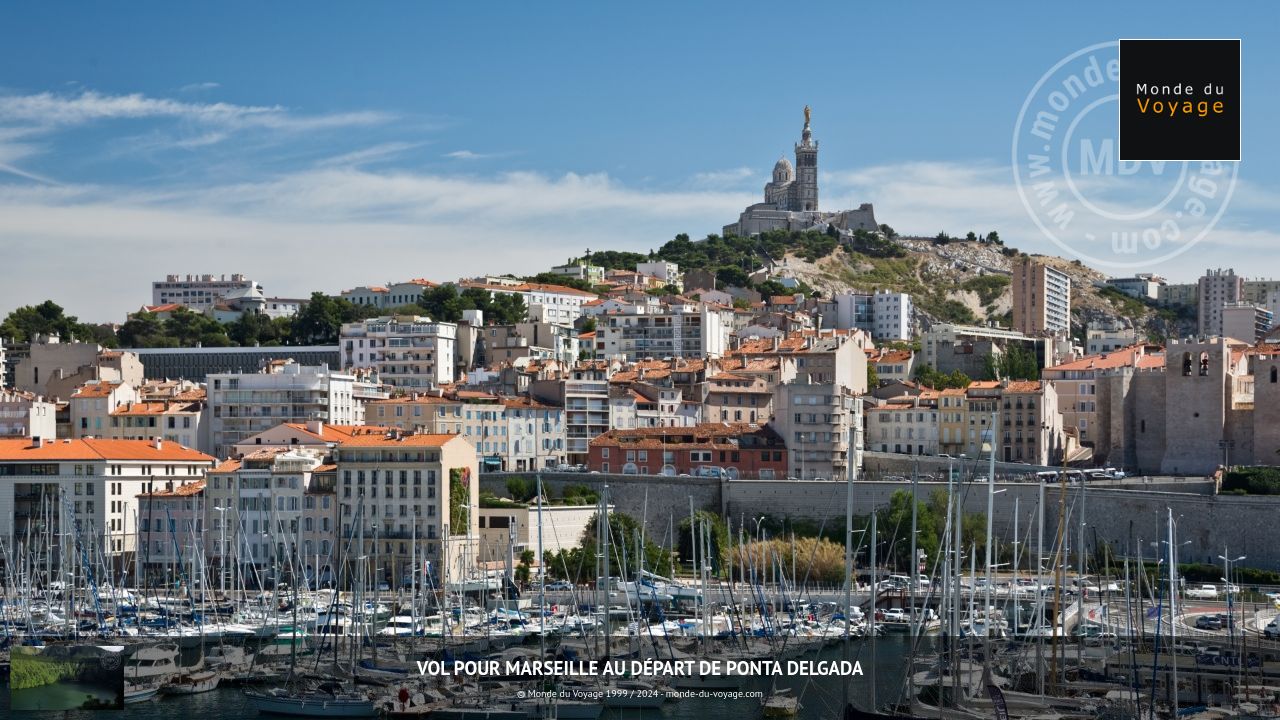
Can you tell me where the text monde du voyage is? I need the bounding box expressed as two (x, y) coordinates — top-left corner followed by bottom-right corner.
(1134, 82), (1229, 118)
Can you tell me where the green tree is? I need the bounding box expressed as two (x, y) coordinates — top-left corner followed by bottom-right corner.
(419, 285), (465, 323)
(117, 312), (166, 347)
(525, 273), (594, 293)
(505, 476), (536, 502)
(0, 300), (98, 343)
(677, 511), (730, 576)
(875, 490), (942, 572)
(980, 344), (1040, 381)
(291, 292), (349, 344)
(913, 363), (972, 390)
(867, 363), (880, 389)
(163, 307), (229, 346)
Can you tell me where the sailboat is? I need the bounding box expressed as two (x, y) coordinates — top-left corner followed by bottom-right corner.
(246, 503), (377, 718)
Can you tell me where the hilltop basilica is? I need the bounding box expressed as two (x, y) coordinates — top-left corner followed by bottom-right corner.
(723, 106), (880, 238)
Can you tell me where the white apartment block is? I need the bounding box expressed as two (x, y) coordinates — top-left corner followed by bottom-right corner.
(0, 389), (56, 439)
(0, 437), (214, 566)
(205, 448), (327, 582)
(366, 393), (567, 472)
(208, 362), (362, 458)
(635, 261), (681, 286)
(596, 303), (730, 361)
(339, 279), (438, 309)
(340, 316), (457, 389)
(153, 274), (259, 311)
(871, 290), (913, 341)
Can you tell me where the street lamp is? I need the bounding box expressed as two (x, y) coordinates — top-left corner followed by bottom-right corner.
(1217, 552), (1246, 647)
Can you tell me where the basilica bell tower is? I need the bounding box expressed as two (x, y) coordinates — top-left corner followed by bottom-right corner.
(793, 105), (819, 212)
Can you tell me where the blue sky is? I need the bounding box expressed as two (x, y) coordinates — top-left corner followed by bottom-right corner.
(1, 2), (1277, 321)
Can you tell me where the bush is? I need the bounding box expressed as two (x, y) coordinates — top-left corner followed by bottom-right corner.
(1221, 467), (1280, 495)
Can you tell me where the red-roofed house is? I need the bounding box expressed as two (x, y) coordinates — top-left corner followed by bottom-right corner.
(587, 423), (787, 478)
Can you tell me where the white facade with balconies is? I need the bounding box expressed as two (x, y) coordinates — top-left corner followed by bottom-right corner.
(340, 315), (457, 389)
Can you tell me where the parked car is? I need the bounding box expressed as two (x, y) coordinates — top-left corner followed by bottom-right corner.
(881, 608), (907, 622)
(1264, 618), (1279, 639)
(1195, 615), (1223, 630)
(544, 580), (573, 591)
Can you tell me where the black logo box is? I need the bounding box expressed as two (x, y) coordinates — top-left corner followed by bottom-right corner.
(1119, 39), (1240, 162)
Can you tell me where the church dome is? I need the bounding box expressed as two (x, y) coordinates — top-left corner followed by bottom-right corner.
(772, 156), (794, 182)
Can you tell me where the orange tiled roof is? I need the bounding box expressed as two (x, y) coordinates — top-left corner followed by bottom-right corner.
(139, 479), (206, 498)
(72, 382), (122, 399)
(1045, 344), (1165, 373)
(209, 458), (243, 473)
(1004, 380), (1043, 393)
(337, 432), (457, 448)
(0, 438), (213, 462)
(278, 423), (397, 442)
(875, 350), (913, 364)
(111, 401), (200, 416)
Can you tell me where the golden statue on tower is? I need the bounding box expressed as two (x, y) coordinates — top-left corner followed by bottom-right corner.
(804, 105), (811, 125)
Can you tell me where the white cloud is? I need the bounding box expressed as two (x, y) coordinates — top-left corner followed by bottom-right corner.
(0, 90), (393, 133)
(688, 167), (758, 190)
(442, 149), (514, 160)
(319, 142), (423, 168)
(179, 82), (221, 92)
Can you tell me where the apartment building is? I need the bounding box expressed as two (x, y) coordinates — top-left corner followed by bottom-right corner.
(333, 431), (478, 589)
(458, 321), (579, 370)
(869, 350), (915, 385)
(16, 341), (144, 400)
(867, 393), (940, 456)
(770, 380), (862, 480)
(339, 279), (438, 309)
(1012, 257), (1071, 336)
(703, 372), (773, 424)
(733, 331), (870, 394)
(366, 392), (567, 472)
(595, 302), (730, 361)
(135, 479), (206, 583)
(0, 437), (214, 572)
(340, 315), (457, 389)
(152, 273), (258, 311)
(587, 423), (787, 479)
(204, 448), (328, 587)
(1104, 274), (1165, 300)
(1198, 268), (1244, 337)
(0, 388), (56, 439)
(997, 380), (1063, 465)
(1086, 321), (1138, 355)
(530, 364), (612, 465)
(208, 362), (364, 458)
(1221, 303), (1273, 343)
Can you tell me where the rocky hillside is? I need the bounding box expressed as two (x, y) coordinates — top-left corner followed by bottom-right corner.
(770, 235), (1194, 341)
